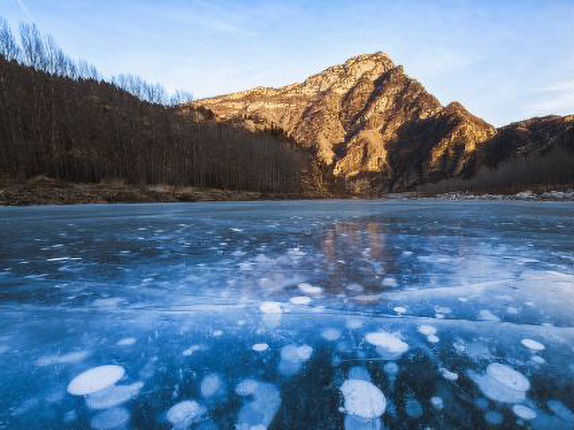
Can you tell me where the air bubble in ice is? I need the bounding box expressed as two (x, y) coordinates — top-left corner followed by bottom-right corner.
(67, 365), (126, 396)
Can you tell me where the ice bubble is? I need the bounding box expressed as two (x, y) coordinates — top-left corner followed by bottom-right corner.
(346, 283), (364, 292)
(236, 382), (281, 430)
(236, 380), (259, 396)
(484, 410), (503, 425)
(201, 374), (223, 398)
(346, 318), (363, 329)
(402, 251), (413, 257)
(521, 339), (545, 351)
(322, 328), (342, 341)
(182, 345), (208, 356)
(439, 368), (459, 381)
(280, 345), (300, 362)
(259, 301), (283, 314)
(340, 379), (386, 419)
(93, 298), (124, 308)
(297, 345), (313, 360)
(289, 296), (312, 305)
(213, 330), (223, 337)
(36, 350), (90, 366)
(473, 373), (526, 403)
(297, 283), (323, 295)
(547, 400), (574, 422)
(427, 335), (439, 343)
(166, 400), (206, 428)
(393, 306), (407, 314)
(430, 396), (444, 410)
(252, 343), (269, 352)
(418, 325), (437, 336)
(67, 365), (126, 396)
(512, 405), (537, 420)
(116, 338), (136, 346)
(531, 355), (546, 364)
(365, 331), (408, 359)
(404, 397), (423, 419)
(348, 366), (371, 381)
(384, 362), (399, 375)
(382, 277), (398, 287)
(86, 382), (143, 410)
(90, 407), (130, 430)
(487, 363), (530, 392)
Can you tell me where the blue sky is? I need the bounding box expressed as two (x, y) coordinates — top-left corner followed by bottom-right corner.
(1, 0), (573, 126)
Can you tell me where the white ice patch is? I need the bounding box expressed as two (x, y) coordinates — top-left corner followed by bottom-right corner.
(117, 338), (137, 346)
(67, 365), (126, 396)
(439, 368), (459, 381)
(340, 379), (386, 419)
(512, 404), (537, 420)
(201, 374), (224, 398)
(393, 306), (407, 314)
(297, 283), (323, 295)
(487, 363), (530, 392)
(278, 344), (313, 376)
(346, 318), (363, 329)
(259, 301), (283, 314)
(36, 350), (90, 366)
(431, 396), (444, 410)
(520, 338), (545, 351)
(322, 328), (342, 341)
(365, 331), (409, 360)
(427, 335), (440, 343)
(472, 363), (530, 404)
(289, 296), (312, 305)
(418, 325), (437, 336)
(86, 382), (143, 410)
(252, 343), (269, 352)
(166, 400), (206, 428)
(90, 407), (130, 430)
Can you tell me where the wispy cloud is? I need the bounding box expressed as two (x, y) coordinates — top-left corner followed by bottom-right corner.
(14, 0), (34, 22)
(526, 79), (574, 114)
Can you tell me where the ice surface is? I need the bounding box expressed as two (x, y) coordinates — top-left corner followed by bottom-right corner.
(1, 200), (574, 429)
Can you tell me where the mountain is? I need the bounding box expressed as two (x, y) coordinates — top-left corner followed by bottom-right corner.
(191, 52), (572, 193)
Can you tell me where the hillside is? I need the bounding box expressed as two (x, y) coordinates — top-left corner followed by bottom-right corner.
(0, 57), (308, 201)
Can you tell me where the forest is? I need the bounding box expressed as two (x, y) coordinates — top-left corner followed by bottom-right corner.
(0, 18), (304, 194)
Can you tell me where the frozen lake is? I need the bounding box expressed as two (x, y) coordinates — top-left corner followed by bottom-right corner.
(1, 200), (573, 430)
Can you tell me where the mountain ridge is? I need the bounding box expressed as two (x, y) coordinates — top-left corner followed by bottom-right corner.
(189, 52), (572, 192)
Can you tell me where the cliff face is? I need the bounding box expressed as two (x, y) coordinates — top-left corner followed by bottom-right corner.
(191, 52), (570, 192)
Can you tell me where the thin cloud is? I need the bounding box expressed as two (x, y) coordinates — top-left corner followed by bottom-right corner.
(14, 0), (34, 22)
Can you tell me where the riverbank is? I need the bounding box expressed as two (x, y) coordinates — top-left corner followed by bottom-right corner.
(0, 177), (333, 206)
(2, 177), (573, 206)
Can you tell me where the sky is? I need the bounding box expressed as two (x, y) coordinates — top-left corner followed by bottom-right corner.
(1, 0), (573, 126)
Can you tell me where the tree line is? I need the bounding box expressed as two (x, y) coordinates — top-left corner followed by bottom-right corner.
(0, 16), (304, 193)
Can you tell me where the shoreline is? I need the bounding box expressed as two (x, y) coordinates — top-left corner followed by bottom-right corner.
(1, 178), (573, 206)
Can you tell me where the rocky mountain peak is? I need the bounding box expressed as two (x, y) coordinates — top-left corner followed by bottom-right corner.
(190, 52), (500, 192)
